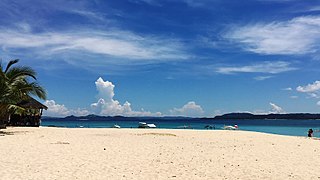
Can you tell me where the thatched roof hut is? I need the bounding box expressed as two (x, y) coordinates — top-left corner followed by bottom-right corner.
(17, 97), (48, 111)
(8, 97), (48, 127)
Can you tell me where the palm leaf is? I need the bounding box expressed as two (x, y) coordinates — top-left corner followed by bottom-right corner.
(4, 59), (19, 73)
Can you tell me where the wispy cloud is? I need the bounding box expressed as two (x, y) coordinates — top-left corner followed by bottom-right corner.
(0, 28), (189, 63)
(225, 15), (320, 55)
(282, 87), (293, 91)
(68, 10), (106, 21)
(129, 0), (162, 6)
(254, 76), (273, 81)
(307, 6), (320, 12)
(216, 61), (296, 74)
(129, 0), (213, 7)
(269, 102), (285, 114)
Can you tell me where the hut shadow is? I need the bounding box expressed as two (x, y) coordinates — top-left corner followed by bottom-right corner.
(0, 130), (31, 136)
(0, 131), (14, 136)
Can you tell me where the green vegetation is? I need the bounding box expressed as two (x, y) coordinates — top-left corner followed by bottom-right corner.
(0, 59), (46, 127)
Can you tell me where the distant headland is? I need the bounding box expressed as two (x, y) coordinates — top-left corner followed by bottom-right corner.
(212, 113), (320, 120)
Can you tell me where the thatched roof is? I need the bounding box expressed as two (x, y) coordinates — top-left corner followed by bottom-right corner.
(18, 97), (48, 110)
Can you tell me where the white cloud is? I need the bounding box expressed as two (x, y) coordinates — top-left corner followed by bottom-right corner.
(269, 102), (285, 114)
(282, 87), (292, 91)
(225, 15), (320, 55)
(43, 78), (162, 117)
(296, 81), (320, 93)
(0, 28), (188, 63)
(296, 81), (320, 100)
(130, 0), (210, 7)
(309, 93), (320, 99)
(170, 101), (204, 117)
(90, 77), (161, 116)
(216, 61), (296, 74)
(317, 101), (320, 106)
(43, 100), (70, 117)
(254, 76), (273, 81)
(43, 100), (89, 117)
(308, 6), (320, 12)
(68, 10), (105, 21)
(129, 0), (162, 6)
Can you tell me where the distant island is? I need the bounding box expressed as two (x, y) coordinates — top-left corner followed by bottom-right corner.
(43, 113), (320, 121)
(212, 113), (320, 120)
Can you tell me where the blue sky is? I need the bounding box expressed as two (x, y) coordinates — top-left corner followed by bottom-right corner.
(1, 0), (320, 117)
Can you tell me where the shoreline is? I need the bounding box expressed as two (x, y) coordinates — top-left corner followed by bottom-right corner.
(1, 127), (320, 179)
(39, 125), (318, 138)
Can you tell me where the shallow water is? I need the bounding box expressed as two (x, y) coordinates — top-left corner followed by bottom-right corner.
(41, 118), (320, 138)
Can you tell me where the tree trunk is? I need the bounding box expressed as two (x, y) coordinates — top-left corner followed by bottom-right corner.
(0, 116), (7, 129)
(0, 104), (9, 129)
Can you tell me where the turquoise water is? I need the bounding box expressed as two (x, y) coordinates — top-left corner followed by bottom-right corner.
(41, 118), (320, 138)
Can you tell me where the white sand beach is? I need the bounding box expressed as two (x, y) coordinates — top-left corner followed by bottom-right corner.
(0, 127), (319, 180)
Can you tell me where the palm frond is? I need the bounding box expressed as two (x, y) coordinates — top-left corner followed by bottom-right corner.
(4, 59), (19, 73)
(7, 66), (37, 81)
(7, 104), (26, 115)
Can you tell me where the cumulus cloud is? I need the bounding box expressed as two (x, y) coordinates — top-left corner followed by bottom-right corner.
(269, 102), (285, 114)
(43, 100), (70, 117)
(43, 78), (161, 117)
(225, 15), (320, 55)
(296, 80), (320, 101)
(170, 101), (204, 117)
(43, 100), (89, 117)
(296, 81), (320, 93)
(90, 77), (161, 116)
(216, 61), (296, 74)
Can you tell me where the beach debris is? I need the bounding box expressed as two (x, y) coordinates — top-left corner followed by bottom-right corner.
(136, 133), (177, 137)
(51, 141), (70, 144)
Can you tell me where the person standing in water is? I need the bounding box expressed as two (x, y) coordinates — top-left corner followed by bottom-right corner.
(308, 129), (313, 137)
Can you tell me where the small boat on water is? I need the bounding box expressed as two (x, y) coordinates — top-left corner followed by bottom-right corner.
(177, 125), (192, 129)
(112, 124), (121, 128)
(223, 124), (239, 130)
(138, 122), (156, 128)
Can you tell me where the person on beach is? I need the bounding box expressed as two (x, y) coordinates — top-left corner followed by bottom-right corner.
(308, 129), (313, 137)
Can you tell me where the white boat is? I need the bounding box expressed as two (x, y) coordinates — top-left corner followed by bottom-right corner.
(112, 124), (121, 128)
(223, 125), (238, 130)
(138, 122), (156, 128)
(147, 124), (156, 128)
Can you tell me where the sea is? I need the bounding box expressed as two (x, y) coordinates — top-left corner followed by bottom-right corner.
(41, 118), (320, 138)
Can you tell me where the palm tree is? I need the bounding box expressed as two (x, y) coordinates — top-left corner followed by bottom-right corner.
(0, 59), (46, 127)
